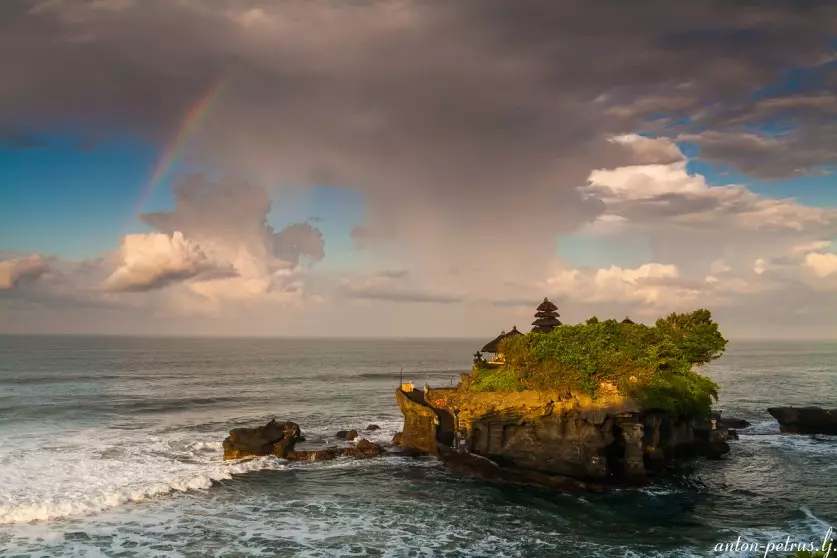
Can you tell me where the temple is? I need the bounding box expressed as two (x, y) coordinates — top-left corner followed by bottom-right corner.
(531, 297), (561, 333)
(476, 297), (563, 362)
(480, 326), (522, 364)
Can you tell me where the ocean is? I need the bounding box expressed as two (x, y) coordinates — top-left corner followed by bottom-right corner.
(0, 336), (835, 557)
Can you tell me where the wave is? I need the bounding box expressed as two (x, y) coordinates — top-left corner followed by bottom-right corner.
(0, 374), (124, 385)
(0, 452), (286, 525)
(0, 415), (405, 525)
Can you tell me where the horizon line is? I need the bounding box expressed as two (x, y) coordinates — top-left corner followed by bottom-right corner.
(0, 332), (834, 342)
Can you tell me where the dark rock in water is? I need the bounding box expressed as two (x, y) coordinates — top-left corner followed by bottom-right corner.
(702, 431), (731, 460)
(711, 411), (750, 429)
(392, 432), (403, 446)
(335, 429), (359, 441)
(286, 439), (384, 462)
(721, 418), (750, 429)
(366, 424), (381, 431)
(223, 419), (301, 460)
(768, 406), (837, 435)
(439, 447), (593, 492)
(355, 439), (383, 457)
(727, 429), (739, 440)
(224, 421), (385, 462)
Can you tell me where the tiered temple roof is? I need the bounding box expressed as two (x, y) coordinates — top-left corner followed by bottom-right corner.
(531, 298), (561, 333)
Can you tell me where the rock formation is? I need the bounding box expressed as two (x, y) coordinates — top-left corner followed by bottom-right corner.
(336, 429), (359, 441)
(223, 419), (302, 460)
(397, 387), (734, 489)
(768, 406), (837, 435)
(223, 419), (383, 462)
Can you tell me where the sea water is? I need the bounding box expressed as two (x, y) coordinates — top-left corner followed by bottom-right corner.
(0, 336), (835, 557)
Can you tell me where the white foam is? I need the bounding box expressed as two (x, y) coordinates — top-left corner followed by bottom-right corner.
(0, 427), (286, 525)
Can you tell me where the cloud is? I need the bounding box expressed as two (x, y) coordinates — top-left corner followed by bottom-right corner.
(103, 231), (233, 292)
(678, 129), (837, 179)
(581, 147), (837, 279)
(0, 254), (51, 290)
(338, 271), (463, 304)
(804, 252), (837, 278)
(141, 175), (325, 267)
(273, 222), (325, 265)
(3, 1), (837, 335)
(545, 262), (703, 308)
(4, 0), (835, 281)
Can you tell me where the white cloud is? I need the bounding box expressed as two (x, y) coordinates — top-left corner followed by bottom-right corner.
(0, 254), (50, 290)
(103, 232), (232, 292)
(586, 160), (836, 233)
(804, 252), (837, 278)
(794, 240), (832, 253)
(546, 262), (700, 307)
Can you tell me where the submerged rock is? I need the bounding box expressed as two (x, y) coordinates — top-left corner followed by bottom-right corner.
(224, 420), (385, 462)
(439, 447), (593, 492)
(768, 406), (837, 435)
(720, 417), (750, 429)
(712, 411), (751, 430)
(366, 424), (381, 431)
(335, 429), (359, 441)
(285, 439), (384, 462)
(222, 419), (301, 460)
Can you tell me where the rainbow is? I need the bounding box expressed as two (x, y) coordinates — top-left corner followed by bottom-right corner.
(134, 78), (227, 216)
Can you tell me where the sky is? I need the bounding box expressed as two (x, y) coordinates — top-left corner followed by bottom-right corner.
(1, 0), (837, 338)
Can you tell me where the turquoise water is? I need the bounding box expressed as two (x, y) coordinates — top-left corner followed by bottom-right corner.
(0, 336), (835, 557)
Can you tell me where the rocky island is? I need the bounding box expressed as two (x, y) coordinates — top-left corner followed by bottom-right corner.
(222, 302), (740, 492)
(394, 302), (736, 490)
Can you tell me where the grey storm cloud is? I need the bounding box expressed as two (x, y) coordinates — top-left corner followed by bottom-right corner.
(3, 0), (835, 278)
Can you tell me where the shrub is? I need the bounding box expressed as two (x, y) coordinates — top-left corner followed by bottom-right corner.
(474, 309), (726, 418)
(469, 366), (524, 392)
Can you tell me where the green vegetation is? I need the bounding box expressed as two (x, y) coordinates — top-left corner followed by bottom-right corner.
(468, 366), (524, 392)
(469, 309), (727, 418)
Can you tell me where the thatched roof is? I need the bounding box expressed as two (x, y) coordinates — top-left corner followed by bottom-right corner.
(531, 325), (555, 334)
(536, 297), (558, 312)
(480, 330), (506, 353)
(531, 316), (562, 327)
(534, 310), (560, 318)
(621, 316), (635, 324)
(479, 326), (522, 353)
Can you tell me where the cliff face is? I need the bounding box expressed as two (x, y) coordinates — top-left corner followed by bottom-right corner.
(396, 387), (729, 487)
(395, 389), (440, 454)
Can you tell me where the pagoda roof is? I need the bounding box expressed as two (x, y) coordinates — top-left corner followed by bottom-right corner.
(534, 310), (560, 318)
(532, 316), (562, 327)
(531, 325), (556, 333)
(621, 316), (635, 324)
(536, 298), (558, 312)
